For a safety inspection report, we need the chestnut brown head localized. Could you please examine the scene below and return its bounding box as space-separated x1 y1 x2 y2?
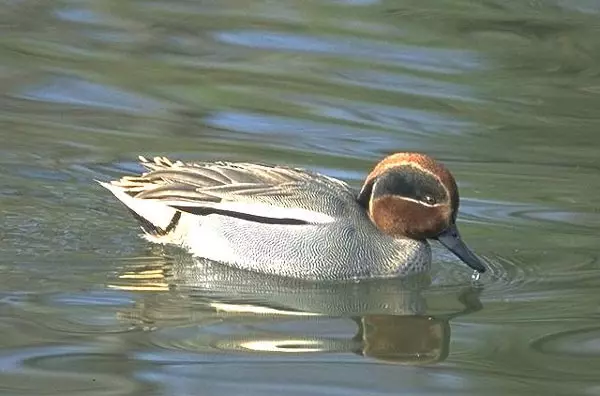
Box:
357 153 485 273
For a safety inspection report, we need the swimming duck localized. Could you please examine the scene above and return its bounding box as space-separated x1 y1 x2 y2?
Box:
100 153 485 280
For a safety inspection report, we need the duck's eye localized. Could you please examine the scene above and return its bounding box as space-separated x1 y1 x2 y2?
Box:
422 195 437 205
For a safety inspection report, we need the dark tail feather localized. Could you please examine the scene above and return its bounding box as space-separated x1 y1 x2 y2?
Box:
128 209 182 236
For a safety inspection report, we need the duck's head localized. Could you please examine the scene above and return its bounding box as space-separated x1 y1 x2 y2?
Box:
357 152 486 273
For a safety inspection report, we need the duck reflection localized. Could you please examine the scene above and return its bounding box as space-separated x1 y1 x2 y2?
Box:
111 253 482 365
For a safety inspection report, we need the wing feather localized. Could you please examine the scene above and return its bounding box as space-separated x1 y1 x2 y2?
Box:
102 156 355 225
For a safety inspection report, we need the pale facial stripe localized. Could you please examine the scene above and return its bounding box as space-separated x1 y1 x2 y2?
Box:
393 196 444 208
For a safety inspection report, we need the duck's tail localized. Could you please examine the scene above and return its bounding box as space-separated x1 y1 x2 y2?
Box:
98 181 182 240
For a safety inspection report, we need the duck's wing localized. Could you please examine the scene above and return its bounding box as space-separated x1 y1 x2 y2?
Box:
100 156 356 233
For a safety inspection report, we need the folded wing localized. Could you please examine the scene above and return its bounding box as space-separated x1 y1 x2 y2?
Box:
100 156 355 233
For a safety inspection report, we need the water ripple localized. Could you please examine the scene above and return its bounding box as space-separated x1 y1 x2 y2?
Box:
531 326 600 358
0 344 146 394
215 30 485 73
18 76 166 113
331 69 481 102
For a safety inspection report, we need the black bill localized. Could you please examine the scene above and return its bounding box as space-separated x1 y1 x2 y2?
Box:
435 224 486 273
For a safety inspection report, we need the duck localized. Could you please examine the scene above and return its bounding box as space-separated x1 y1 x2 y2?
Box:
99 153 486 280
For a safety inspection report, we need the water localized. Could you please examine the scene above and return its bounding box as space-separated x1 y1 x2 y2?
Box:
2 0 600 394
